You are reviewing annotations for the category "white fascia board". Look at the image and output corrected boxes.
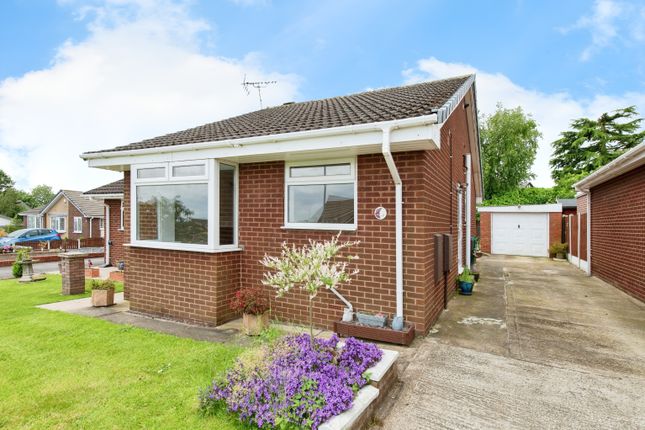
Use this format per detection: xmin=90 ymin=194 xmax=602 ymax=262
xmin=83 ymin=193 xmax=124 ymax=200
xmin=82 ymin=115 xmax=439 ymax=169
xmin=575 ymin=142 xmax=645 ymax=192
xmin=478 ymin=203 xmax=562 ymax=213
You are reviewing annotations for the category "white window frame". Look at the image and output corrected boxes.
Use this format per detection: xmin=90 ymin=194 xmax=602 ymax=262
xmin=51 ymin=216 xmax=66 ymax=233
xmin=283 ymin=158 xmax=358 ymax=231
xmin=27 ymin=215 xmax=42 ymax=229
xmin=130 ymin=160 xmax=239 ymax=252
xmin=73 ymin=216 xmax=83 ymax=233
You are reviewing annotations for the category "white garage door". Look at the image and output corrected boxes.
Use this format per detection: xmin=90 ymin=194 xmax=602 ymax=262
xmin=492 ymin=212 xmax=549 ymax=257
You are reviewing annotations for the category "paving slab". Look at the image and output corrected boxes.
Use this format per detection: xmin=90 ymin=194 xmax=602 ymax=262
xmin=377 ymin=255 xmax=645 ymax=429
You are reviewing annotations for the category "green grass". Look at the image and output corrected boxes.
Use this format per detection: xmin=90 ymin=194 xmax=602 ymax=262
xmin=0 ymin=275 xmax=246 ymax=429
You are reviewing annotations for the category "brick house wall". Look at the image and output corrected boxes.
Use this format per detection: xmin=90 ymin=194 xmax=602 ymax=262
xmin=589 ymin=165 xmax=644 ymax=301
xmin=122 ymin=94 xmax=479 ymax=333
xmin=479 ymin=212 xmax=491 ymax=253
xmin=105 ymin=199 xmax=125 ymax=266
xmin=66 ymin=204 xmax=102 ymax=240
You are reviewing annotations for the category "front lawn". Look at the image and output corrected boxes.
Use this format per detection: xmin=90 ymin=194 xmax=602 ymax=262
xmin=0 ymin=275 xmax=246 ymax=429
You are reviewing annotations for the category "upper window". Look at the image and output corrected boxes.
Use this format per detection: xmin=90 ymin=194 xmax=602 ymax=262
xmin=73 ymin=217 xmax=83 ymax=233
xmin=284 ymin=159 xmax=357 ymax=230
xmin=131 ymin=160 xmax=238 ymax=251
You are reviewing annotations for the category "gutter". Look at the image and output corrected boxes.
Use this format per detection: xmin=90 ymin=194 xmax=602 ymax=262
xmin=575 ymin=141 xmax=645 ymax=192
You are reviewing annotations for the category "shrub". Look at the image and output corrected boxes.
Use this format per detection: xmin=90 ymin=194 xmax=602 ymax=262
xmin=91 ymin=279 xmax=115 ymax=290
xmin=458 ymin=267 xmax=475 ymax=284
xmin=549 ymin=242 xmax=568 ymax=255
xmin=12 ymin=247 xmax=32 ymax=278
xmin=200 ymin=333 xmax=381 ymax=430
xmin=230 ymin=287 xmax=269 ymax=315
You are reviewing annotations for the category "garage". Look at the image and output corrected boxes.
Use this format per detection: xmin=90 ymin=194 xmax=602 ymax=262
xmin=478 ymin=204 xmax=563 ymax=258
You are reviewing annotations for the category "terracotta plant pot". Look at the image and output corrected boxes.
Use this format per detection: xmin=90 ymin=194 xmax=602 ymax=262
xmin=243 ymin=312 xmax=269 ymax=336
xmin=92 ymin=288 xmax=115 ymax=307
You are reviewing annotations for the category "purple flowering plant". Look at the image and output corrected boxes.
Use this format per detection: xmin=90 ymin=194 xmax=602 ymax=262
xmin=199 ymin=333 xmax=382 ymax=429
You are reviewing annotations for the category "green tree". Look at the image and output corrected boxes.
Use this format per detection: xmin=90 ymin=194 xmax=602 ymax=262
xmin=29 ymin=185 xmax=55 ymax=207
xmin=480 ymin=104 xmax=541 ymax=199
xmin=0 ymin=188 xmax=29 ymax=218
xmin=550 ymin=106 xmax=644 ymax=183
xmin=0 ymin=169 xmax=14 ymax=193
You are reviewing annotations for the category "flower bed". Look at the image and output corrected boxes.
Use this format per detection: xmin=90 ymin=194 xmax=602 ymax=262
xmin=200 ymin=334 xmax=382 ymax=429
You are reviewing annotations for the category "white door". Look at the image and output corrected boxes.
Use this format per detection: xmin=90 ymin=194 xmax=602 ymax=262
xmin=492 ymin=212 xmax=548 ymax=257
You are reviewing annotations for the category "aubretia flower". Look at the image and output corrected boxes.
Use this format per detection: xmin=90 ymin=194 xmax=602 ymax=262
xmin=199 ymin=334 xmax=382 ymax=430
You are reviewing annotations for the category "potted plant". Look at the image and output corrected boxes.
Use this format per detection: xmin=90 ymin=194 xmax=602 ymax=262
xmin=549 ymin=242 xmax=568 ymax=260
xmin=230 ymin=287 xmax=270 ymax=336
xmin=91 ymin=279 xmax=116 ymax=307
xmin=458 ymin=268 xmax=475 ymax=295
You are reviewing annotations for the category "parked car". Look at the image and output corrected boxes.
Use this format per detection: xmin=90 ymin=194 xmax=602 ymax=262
xmin=0 ymin=228 xmax=61 ymax=246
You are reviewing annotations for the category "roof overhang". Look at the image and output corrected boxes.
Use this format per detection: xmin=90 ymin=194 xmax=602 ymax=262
xmin=81 ymin=114 xmax=440 ymax=171
xmin=84 ymin=193 xmax=124 ymax=200
xmin=575 ymin=142 xmax=645 ymax=192
xmin=478 ymin=203 xmax=562 ymax=213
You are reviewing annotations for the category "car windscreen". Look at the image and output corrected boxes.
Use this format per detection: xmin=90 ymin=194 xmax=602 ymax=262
xmin=8 ymin=229 xmax=28 ymax=238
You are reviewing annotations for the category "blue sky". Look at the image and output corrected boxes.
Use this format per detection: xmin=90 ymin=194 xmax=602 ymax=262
xmin=1 ymin=0 xmax=644 ymax=190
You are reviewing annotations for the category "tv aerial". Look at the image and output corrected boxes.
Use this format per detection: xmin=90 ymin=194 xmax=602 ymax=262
xmin=242 ymin=74 xmax=277 ymax=109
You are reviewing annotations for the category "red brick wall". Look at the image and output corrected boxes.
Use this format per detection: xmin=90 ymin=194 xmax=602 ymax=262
xmin=65 ymin=204 xmax=102 ymax=240
xmin=548 ymin=212 xmax=563 ymax=255
xmin=126 ymin=246 xmax=241 ymax=326
xmin=121 ymin=94 xmax=480 ymax=333
xmin=480 ymin=212 xmax=491 ymax=253
xmin=590 ymin=165 xmax=644 ymax=301
xmin=105 ymin=199 xmax=125 ymax=266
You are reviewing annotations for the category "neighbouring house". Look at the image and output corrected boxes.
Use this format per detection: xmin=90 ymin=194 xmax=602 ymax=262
xmin=19 ymin=207 xmax=45 ymax=229
xmin=83 ymin=179 xmax=125 ymax=266
xmin=478 ymin=204 xmax=563 ymax=257
xmin=20 ymin=190 xmax=105 ymax=240
xmin=80 ymin=75 xmax=483 ymax=334
xmin=572 ymin=142 xmax=644 ymax=302
xmin=0 ymin=214 xmax=12 ymax=227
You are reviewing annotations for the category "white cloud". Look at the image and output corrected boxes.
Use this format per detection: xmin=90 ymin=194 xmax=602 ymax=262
xmin=404 ymin=57 xmax=645 ymax=187
xmin=0 ymin=0 xmax=299 ymax=192
xmin=560 ymin=0 xmax=645 ymax=61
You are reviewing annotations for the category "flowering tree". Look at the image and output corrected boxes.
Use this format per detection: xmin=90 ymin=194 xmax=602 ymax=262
xmin=261 ymin=233 xmax=359 ymax=342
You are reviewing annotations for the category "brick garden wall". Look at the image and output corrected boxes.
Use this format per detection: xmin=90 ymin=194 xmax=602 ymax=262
xmin=590 ymin=165 xmax=644 ymax=301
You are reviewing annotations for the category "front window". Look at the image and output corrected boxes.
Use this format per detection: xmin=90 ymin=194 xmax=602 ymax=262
xmin=73 ymin=217 xmax=83 ymax=233
xmin=51 ymin=216 xmax=66 ymax=233
xmin=284 ymin=159 xmax=357 ymax=230
xmin=131 ymin=160 xmax=238 ymax=251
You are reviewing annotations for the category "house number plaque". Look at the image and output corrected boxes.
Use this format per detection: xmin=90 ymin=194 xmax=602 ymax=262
xmin=374 ymin=206 xmax=387 ymax=220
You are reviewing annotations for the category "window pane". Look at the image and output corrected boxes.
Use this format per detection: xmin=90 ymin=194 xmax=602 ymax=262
xmin=290 ymin=165 xmax=324 ymax=178
xmin=137 ymin=167 xmax=165 ymax=179
xmin=136 ymin=183 xmax=208 ymax=245
xmin=325 ymin=164 xmax=351 ymax=176
xmin=288 ymin=183 xmax=354 ymax=224
xmin=172 ymin=164 xmax=205 ymax=177
xmin=219 ymin=164 xmax=235 ymax=245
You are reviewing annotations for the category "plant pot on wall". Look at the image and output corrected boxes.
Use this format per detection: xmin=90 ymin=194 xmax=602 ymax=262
xmin=243 ymin=312 xmax=270 ymax=336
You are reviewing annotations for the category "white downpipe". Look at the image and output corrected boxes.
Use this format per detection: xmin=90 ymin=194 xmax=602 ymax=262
xmin=577 ymin=211 xmax=581 ymax=268
xmin=457 ymin=185 xmax=463 ymax=273
xmin=105 ymin=204 xmax=110 ymax=266
xmin=89 ymin=217 xmax=93 ymax=238
xmin=330 ymin=288 xmax=353 ymax=311
xmin=381 ymin=126 xmax=404 ymax=319
xmin=586 ymin=191 xmax=591 ymax=275
xmin=465 ymin=154 xmax=472 ymax=269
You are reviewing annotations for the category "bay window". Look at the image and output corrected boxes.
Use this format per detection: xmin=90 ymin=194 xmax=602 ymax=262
xmin=131 ymin=160 xmax=238 ymax=251
xmin=284 ymin=159 xmax=357 ymax=230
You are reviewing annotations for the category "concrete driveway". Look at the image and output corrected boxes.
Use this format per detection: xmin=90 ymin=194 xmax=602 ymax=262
xmin=379 ymin=255 xmax=645 ymax=430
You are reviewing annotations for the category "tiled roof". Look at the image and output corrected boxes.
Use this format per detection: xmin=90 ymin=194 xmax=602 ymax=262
xmin=84 ymin=179 xmax=124 ymax=196
xmin=88 ymin=75 xmax=472 ymax=154
xmin=61 ymin=190 xmax=105 ymax=217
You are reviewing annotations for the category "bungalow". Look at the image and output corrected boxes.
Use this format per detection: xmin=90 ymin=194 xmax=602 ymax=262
xmin=83 ymin=179 xmax=125 ymax=266
xmin=572 ymin=142 xmax=644 ymax=302
xmin=81 ymin=75 xmax=483 ymax=334
xmin=20 ymin=190 xmax=105 ymax=240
